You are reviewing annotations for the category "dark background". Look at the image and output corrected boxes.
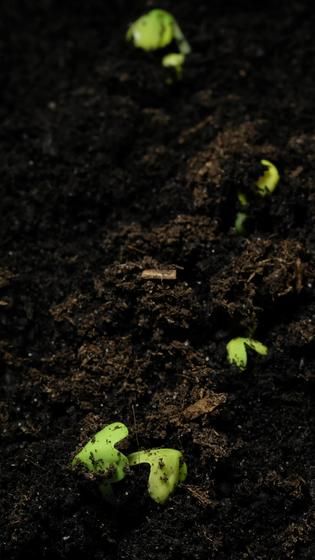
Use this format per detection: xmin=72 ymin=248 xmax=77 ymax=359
xmin=1 ymin=1 xmax=314 ymax=559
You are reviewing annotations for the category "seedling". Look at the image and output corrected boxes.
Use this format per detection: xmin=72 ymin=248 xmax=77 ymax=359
xmin=162 ymin=53 xmax=185 ymax=77
xmin=72 ymin=422 xmax=129 ymax=496
xmin=226 ymin=337 xmax=268 ymax=370
xmin=256 ymin=159 xmax=280 ymax=196
xmin=234 ymin=211 xmax=248 ymax=235
xmin=72 ymin=423 xmax=187 ymax=504
xmin=238 ymin=192 xmax=248 ymax=206
xmin=234 ymin=160 xmax=279 ymax=233
xmin=126 ymin=9 xmax=191 ymax=55
xmin=128 ymin=448 xmax=187 ymax=504
xmin=234 ymin=192 xmax=249 ymax=234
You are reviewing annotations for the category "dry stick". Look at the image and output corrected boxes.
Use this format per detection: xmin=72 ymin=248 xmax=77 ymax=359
xmin=131 ymin=404 xmax=140 ymax=450
xmin=141 ymin=269 xmax=177 ymax=281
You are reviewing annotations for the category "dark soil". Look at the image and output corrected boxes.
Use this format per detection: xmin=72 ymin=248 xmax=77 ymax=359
xmin=1 ymin=1 xmax=314 ymax=558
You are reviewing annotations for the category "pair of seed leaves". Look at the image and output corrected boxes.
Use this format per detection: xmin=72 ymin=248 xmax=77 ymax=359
xmin=226 ymin=337 xmax=268 ymax=370
xmin=235 ymin=159 xmax=280 ymax=234
xmin=126 ymin=9 xmax=191 ymax=75
xmin=72 ymin=423 xmax=187 ymax=504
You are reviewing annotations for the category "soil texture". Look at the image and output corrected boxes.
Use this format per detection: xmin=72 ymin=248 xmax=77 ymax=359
xmin=1 ymin=1 xmax=314 ymax=559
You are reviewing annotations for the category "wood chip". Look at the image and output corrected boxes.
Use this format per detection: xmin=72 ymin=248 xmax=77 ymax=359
xmin=182 ymin=392 xmax=227 ymax=420
xmin=141 ymin=269 xmax=177 ymax=281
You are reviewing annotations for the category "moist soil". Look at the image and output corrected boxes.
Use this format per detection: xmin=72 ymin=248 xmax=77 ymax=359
xmin=0 ymin=1 xmax=314 ymax=558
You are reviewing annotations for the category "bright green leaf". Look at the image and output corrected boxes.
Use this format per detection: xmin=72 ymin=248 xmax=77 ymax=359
xmin=226 ymin=337 xmax=268 ymax=370
xmin=126 ymin=9 xmax=191 ymax=55
xmin=256 ymin=159 xmax=280 ymax=196
xmin=128 ymin=448 xmax=187 ymax=504
xmin=162 ymin=52 xmax=185 ymax=76
xmin=72 ymin=422 xmax=129 ymax=483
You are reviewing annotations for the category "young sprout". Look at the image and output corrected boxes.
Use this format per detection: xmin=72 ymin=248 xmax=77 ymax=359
xmin=238 ymin=192 xmax=248 ymax=206
xmin=234 ymin=212 xmax=248 ymax=235
xmin=72 ymin=422 xmax=129 ymax=497
xmin=128 ymin=448 xmax=187 ymax=504
xmin=226 ymin=337 xmax=268 ymax=370
xmin=256 ymin=159 xmax=280 ymax=196
xmin=126 ymin=9 xmax=191 ymax=55
xmin=162 ymin=53 xmax=185 ymax=77
xmin=234 ymin=192 xmax=249 ymax=234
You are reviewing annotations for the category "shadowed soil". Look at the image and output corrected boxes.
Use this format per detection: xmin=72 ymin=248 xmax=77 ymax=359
xmin=0 ymin=1 xmax=314 ymax=558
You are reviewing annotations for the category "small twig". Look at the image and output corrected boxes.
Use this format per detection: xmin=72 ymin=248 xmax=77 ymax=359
xmin=141 ymin=269 xmax=177 ymax=281
xmin=131 ymin=404 xmax=140 ymax=450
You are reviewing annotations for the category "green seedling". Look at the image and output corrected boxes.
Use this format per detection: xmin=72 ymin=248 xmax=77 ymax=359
xmin=238 ymin=192 xmax=248 ymax=207
xmin=162 ymin=53 xmax=185 ymax=77
xmin=226 ymin=337 xmax=268 ymax=370
xmin=234 ymin=192 xmax=249 ymax=234
xmin=126 ymin=9 xmax=191 ymax=55
xmin=72 ymin=422 xmax=129 ymax=497
xmin=128 ymin=448 xmax=187 ymax=504
xmin=256 ymin=159 xmax=280 ymax=196
xmin=72 ymin=424 xmax=187 ymax=504
xmin=234 ymin=211 xmax=248 ymax=235
xmin=234 ymin=160 xmax=279 ymax=233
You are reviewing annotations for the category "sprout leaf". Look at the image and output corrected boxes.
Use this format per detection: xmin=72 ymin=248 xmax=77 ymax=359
xmin=256 ymin=159 xmax=280 ymax=196
xmin=126 ymin=9 xmax=191 ymax=55
xmin=72 ymin=422 xmax=129 ymax=483
xmin=226 ymin=337 xmax=268 ymax=370
xmin=128 ymin=448 xmax=187 ymax=504
xmin=162 ymin=53 xmax=185 ymax=76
